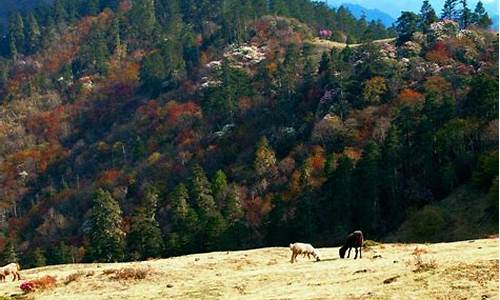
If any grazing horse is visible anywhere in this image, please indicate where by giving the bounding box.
[339,231,364,259]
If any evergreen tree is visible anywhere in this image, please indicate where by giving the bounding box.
[441,0,459,21]
[128,0,158,43]
[87,188,125,262]
[471,1,492,28]
[459,0,472,28]
[379,126,403,231]
[329,155,354,234]
[54,0,68,24]
[127,185,164,260]
[462,74,498,120]
[353,141,381,235]
[189,165,226,250]
[190,164,217,215]
[26,13,41,54]
[419,0,438,32]
[211,169,228,210]
[52,241,73,264]
[28,247,47,267]
[3,240,18,264]
[166,183,200,254]
[8,12,25,56]
[395,11,419,45]
[223,184,243,223]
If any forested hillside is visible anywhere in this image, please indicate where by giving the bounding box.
[0,0,497,268]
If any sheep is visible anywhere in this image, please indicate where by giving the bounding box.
[339,230,364,259]
[0,263,21,282]
[289,242,320,263]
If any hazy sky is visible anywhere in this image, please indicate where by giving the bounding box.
[325,0,499,18]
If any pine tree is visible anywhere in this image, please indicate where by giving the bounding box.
[26,13,41,54]
[128,0,158,42]
[419,0,438,32]
[471,1,492,28]
[54,0,68,24]
[127,184,164,260]
[459,0,472,28]
[3,241,18,264]
[190,165,226,250]
[166,183,200,254]
[441,0,459,21]
[353,141,381,234]
[211,169,228,210]
[379,126,403,231]
[87,188,125,262]
[223,184,243,223]
[8,12,25,56]
[29,248,47,267]
[329,155,353,234]
[395,11,419,45]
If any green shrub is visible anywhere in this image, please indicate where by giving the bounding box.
[407,206,446,242]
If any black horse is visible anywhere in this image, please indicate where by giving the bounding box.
[339,230,364,259]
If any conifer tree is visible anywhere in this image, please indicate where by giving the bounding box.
[26,13,41,54]
[87,188,125,262]
[353,141,381,234]
[8,12,25,56]
[211,169,228,209]
[3,240,18,264]
[419,0,438,32]
[441,0,459,21]
[29,248,47,267]
[127,185,164,260]
[459,0,472,28]
[471,1,492,28]
[166,183,200,254]
[190,165,226,250]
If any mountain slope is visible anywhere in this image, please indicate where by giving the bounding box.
[0,238,498,299]
[0,0,497,270]
[339,3,395,26]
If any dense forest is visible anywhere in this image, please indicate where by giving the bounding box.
[0,0,497,267]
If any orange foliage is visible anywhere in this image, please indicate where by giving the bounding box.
[164,101,202,125]
[424,76,453,96]
[343,147,362,161]
[176,129,197,146]
[106,59,140,89]
[98,169,122,186]
[399,89,425,106]
[27,107,67,142]
[426,41,451,64]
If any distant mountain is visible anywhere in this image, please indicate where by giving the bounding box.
[340,3,395,27]
[327,0,499,21]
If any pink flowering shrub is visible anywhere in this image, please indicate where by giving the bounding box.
[20,281,35,293]
[19,276,57,293]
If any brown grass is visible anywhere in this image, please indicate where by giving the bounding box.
[31,275,57,291]
[409,247,438,273]
[0,238,497,300]
[106,267,154,281]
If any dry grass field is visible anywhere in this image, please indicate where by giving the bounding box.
[0,238,497,300]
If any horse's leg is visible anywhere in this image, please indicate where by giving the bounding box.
[347,247,351,258]
[354,248,358,259]
[291,252,295,263]
[359,246,362,259]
